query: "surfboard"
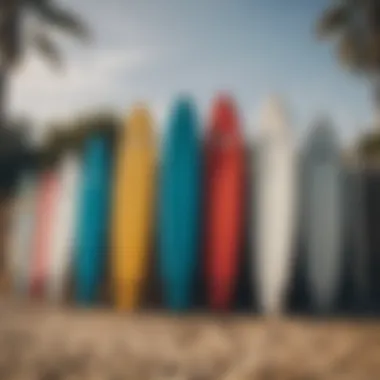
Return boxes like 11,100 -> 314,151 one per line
302,119 -> 343,313
339,157 -> 369,310
255,96 -> 297,315
355,160 -> 380,309
365,170 -> 380,310
7,171 -> 38,296
352,133 -> 380,311
46,147 -> 81,302
158,97 -> 201,311
29,168 -> 60,298
111,105 -> 156,310
205,95 -> 245,310
75,132 -> 112,305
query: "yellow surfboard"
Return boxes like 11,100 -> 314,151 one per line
112,105 -> 156,310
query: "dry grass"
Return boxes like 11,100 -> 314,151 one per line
0,301 -> 380,379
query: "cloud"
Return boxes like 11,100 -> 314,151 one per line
10,48 -> 154,137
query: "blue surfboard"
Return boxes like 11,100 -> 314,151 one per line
158,98 -> 201,311
75,132 -> 112,305
302,119 -> 343,313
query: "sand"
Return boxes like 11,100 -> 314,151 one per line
0,301 -> 379,379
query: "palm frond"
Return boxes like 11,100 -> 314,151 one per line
73,110 -> 121,141
338,33 -> 364,70
338,30 -> 380,72
38,126 -> 66,167
27,0 -> 90,41
368,0 -> 380,31
359,131 -> 380,161
0,2 -> 21,67
368,32 -> 380,70
317,5 -> 348,38
32,31 -> 61,67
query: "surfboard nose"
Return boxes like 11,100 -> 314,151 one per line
127,105 -> 154,138
171,96 -> 195,118
259,95 -> 290,134
309,118 -> 337,144
210,94 -> 239,134
168,97 -> 198,141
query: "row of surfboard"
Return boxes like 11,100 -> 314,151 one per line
6,94 -> 370,314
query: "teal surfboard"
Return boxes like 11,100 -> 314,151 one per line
75,132 -> 112,305
302,119 -> 343,312
158,97 -> 201,311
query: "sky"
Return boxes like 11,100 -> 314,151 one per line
9,0 -> 373,144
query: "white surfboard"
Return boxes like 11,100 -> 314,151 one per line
302,119 -> 343,312
254,96 -> 297,315
46,151 -> 81,302
7,172 -> 38,296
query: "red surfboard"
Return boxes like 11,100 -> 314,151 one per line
30,170 -> 59,298
205,95 -> 245,310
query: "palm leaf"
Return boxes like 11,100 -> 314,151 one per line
317,5 -> 348,38
368,32 -> 380,70
358,131 -> 380,163
27,0 -> 90,41
32,31 -> 61,67
0,2 -> 21,67
338,33 -> 364,70
368,0 -> 380,31
73,111 -> 121,142
38,126 -> 66,167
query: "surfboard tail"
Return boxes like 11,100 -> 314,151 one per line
258,295 -> 285,316
114,280 -> 141,311
311,278 -> 338,313
209,277 -> 234,310
76,273 -> 99,306
257,275 -> 288,315
30,276 -> 45,299
163,278 -> 192,311
46,273 -> 66,303
76,288 -> 96,306
313,295 -> 334,314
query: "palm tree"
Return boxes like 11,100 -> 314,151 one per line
317,0 -> 380,128
0,0 -> 89,122
0,0 -> 89,194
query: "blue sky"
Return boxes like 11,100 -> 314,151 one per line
11,0 -> 372,144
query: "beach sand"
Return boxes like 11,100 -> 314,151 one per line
0,301 -> 379,379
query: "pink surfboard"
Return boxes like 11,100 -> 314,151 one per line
30,170 -> 59,298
